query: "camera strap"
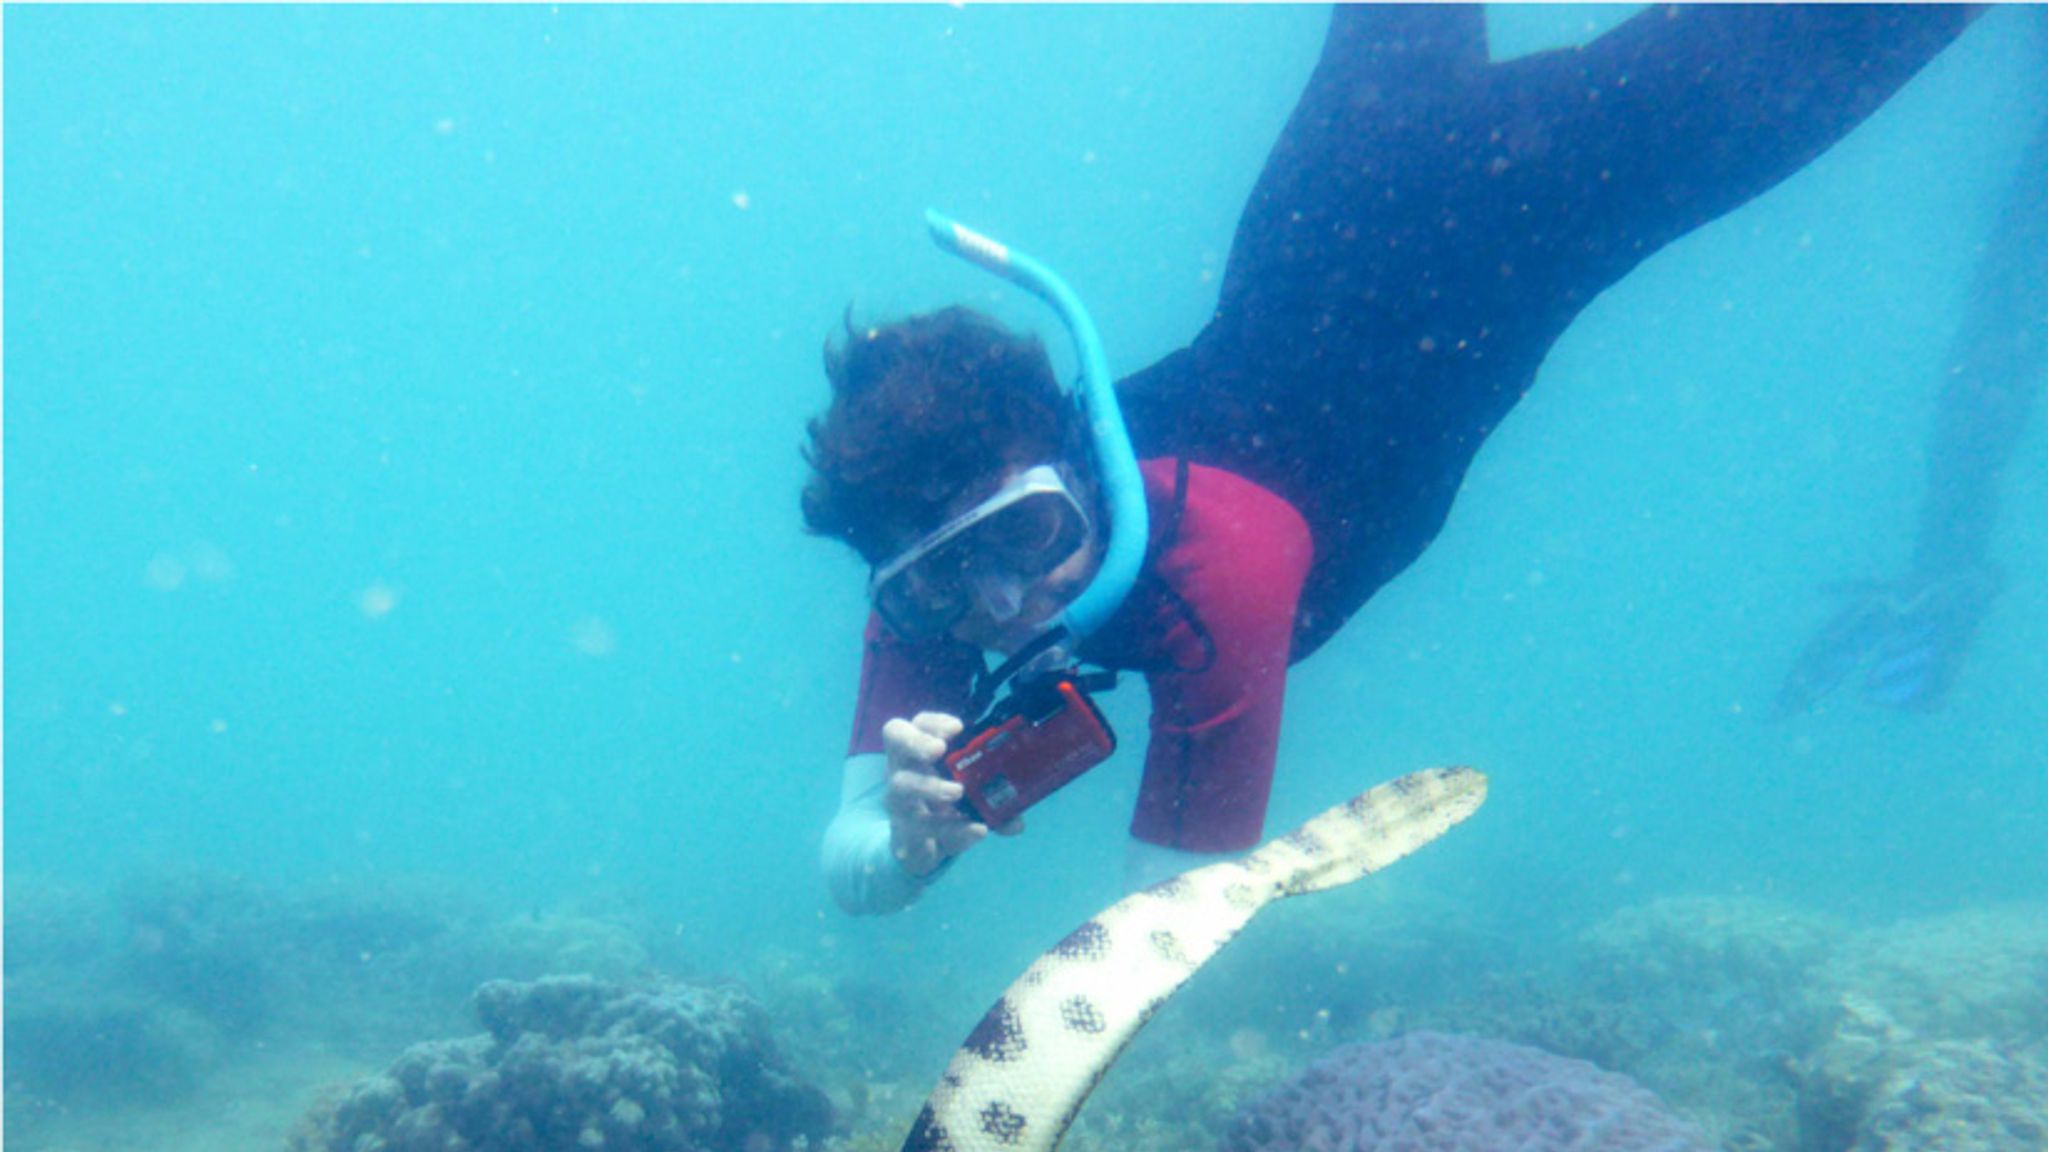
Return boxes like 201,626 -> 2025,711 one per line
969,627 -> 1118,723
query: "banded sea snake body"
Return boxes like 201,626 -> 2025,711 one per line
901,765 -> 1488,1152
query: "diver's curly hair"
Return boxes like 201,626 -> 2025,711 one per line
801,307 -> 1081,564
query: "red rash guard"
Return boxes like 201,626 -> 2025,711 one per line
845,458 -> 1312,853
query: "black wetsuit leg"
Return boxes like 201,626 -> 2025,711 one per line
1118,3 -> 1977,660
1917,104 -> 2048,572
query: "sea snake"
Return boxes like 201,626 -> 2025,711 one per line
900,765 -> 1488,1152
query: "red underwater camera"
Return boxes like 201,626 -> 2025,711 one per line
943,672 -> 1116,827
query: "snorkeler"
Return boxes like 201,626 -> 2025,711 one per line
802,5 -> 1979,915
1776,73 -> 2044,716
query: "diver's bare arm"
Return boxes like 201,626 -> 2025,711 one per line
821,753 -> 927,916
820,714 -> 987,916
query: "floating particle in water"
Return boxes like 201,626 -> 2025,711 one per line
570,616 -> 617,657
359,583 -> 400,620
731,190 -> 751,210
1230,1028 -> 1270,1062
148,543 -> 236,590
188,541 -> 236,584
145,552 -> 187,591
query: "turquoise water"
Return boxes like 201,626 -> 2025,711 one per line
7,6 -> 2044,1150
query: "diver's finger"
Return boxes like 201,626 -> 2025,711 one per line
935,822 -> 988,858
888,779 -> 967,835
893,835 -> 940,876
910,711 -> 964,742
891,770 -> 964,806
882,717 -> 950,768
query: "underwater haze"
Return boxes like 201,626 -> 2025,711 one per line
6,6 -> 2045,1151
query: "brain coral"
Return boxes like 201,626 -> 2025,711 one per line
291,974 -> 832,1152
1224,1031 -> 1717,1152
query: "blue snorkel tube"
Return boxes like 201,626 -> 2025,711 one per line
925,209 -> 1147,644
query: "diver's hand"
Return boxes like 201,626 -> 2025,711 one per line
882,713 -> 989,879
1775,565 -> 2000,717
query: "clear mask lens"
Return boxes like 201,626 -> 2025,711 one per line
872,482 -> 1089,639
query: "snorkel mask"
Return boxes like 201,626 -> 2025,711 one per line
879,211 -> 1148,651
867,463 -> 1094,641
